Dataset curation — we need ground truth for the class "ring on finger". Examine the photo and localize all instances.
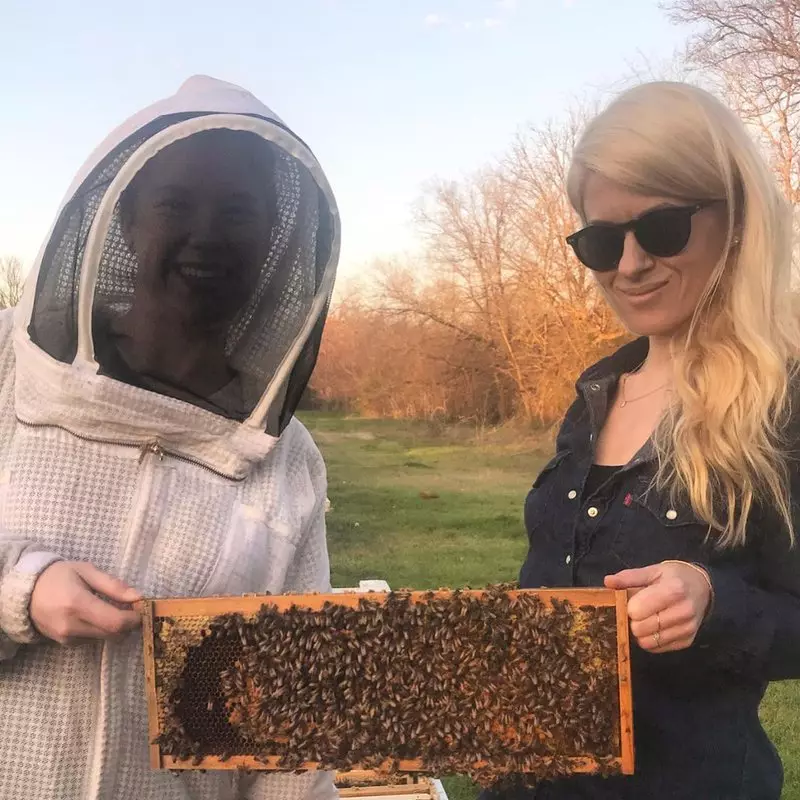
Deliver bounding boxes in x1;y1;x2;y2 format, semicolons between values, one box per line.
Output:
656;611;662;633
652;630;661;648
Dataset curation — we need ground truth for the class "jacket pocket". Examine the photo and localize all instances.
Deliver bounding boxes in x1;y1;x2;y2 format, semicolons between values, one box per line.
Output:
524;450;570;542
610;483;711;569
198;503;299;597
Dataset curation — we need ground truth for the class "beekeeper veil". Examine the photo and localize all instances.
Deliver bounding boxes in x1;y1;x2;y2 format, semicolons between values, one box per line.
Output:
19;76;339;443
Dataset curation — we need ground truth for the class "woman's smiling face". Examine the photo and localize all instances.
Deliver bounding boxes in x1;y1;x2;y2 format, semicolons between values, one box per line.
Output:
581;171;729;338
121;129;277;329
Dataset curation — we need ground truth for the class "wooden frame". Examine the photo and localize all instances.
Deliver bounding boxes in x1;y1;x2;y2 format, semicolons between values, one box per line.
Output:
615;590;635;775
138;588;634;776
337;779;443;799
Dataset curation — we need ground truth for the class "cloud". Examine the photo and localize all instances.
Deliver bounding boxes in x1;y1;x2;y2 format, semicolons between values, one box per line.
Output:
497;0;517;9
426;10;506;31
423;13;446;26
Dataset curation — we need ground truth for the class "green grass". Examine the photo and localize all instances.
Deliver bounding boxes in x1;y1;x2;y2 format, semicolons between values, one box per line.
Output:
761;682;800;800
300;412;800;800
307;413;537;592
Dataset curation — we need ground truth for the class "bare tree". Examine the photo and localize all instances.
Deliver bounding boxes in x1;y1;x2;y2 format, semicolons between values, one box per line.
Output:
0;257;24;309
359;109;625;424
503;113;624;417
666;0;800;207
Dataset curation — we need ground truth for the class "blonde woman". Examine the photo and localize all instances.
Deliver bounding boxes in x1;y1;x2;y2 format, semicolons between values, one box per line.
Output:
483;82;800;799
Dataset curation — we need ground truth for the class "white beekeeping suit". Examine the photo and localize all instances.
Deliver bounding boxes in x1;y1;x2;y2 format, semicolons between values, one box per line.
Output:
0;75;340;800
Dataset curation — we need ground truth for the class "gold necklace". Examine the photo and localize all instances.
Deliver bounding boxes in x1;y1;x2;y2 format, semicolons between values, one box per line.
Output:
619;372;671;408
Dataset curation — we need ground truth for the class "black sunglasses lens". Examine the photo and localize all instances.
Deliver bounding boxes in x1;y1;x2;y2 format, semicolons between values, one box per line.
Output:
634;206;693;258
572;227;624;272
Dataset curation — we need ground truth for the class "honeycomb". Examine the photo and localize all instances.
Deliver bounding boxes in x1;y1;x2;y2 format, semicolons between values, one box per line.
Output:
150;587;623;788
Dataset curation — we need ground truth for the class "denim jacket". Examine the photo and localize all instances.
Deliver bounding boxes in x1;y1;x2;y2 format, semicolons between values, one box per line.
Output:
482;338;800;800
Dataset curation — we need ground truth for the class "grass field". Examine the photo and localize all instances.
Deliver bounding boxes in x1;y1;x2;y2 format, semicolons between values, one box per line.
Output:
301;412;800;800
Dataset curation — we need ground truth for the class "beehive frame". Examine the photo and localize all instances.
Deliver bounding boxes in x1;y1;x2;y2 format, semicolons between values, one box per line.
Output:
336;776;448;799
138;588;634;778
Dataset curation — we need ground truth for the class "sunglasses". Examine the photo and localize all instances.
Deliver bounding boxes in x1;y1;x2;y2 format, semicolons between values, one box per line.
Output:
566;201;719;273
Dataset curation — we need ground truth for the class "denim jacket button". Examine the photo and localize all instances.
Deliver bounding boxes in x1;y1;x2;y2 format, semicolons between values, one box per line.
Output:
568;490;578;500
666;509;678;521
587;506;599;518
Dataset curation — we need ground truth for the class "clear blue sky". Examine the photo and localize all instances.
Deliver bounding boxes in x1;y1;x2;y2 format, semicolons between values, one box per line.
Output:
2;0;689;279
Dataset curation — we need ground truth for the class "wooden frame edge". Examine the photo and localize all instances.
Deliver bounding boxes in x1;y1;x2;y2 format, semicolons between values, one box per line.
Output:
336;770;419;785
615;589;635;775
337;785;435;799
138;599;163;770
148;588;617;618
161;754;621;774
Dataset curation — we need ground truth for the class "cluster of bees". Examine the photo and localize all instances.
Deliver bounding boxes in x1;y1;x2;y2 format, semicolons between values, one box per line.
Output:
154;586;621;788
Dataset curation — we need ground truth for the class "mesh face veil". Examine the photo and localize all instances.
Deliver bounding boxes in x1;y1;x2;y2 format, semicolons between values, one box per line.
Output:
24;81;339;438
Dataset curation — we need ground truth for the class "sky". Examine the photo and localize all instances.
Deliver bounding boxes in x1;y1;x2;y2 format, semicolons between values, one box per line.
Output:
1;0;690;280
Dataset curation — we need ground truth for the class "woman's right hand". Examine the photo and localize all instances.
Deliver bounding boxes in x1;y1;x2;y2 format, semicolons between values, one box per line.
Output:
30;562;142;645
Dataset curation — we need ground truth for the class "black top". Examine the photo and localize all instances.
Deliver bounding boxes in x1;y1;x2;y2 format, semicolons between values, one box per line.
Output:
582;464;621;501
480;337;800;800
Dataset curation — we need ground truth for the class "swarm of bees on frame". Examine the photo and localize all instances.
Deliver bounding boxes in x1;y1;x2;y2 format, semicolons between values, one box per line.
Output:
152;585;621;788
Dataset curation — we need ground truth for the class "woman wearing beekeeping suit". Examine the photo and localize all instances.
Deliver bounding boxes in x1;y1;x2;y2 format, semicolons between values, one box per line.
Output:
0;76;339;800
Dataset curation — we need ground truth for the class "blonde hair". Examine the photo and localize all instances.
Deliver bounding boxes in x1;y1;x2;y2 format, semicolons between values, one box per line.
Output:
567;81;800;547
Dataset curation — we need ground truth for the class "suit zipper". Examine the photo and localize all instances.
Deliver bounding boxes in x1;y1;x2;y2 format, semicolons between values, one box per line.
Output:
15;417;242;482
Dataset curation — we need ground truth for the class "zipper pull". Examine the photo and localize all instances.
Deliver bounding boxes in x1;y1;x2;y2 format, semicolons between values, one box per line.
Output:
139;440;165;463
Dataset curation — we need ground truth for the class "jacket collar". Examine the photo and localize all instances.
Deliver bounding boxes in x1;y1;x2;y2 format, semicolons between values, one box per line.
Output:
569;337;657;466
577;337;650;388
13;330;276;481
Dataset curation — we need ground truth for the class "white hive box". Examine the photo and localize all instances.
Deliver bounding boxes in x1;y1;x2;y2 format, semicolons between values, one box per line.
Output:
337;777;449;799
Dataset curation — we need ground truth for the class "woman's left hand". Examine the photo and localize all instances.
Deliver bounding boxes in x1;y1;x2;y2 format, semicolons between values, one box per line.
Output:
604;561;712;652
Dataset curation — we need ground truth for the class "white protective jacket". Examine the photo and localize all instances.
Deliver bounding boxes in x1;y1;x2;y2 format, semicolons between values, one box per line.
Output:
0;76;340;800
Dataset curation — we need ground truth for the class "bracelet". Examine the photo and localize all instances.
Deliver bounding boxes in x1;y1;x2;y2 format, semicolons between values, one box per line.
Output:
662;560;715;619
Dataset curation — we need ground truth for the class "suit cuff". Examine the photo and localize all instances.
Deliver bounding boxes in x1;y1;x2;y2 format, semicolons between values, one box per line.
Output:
0;552;61;644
